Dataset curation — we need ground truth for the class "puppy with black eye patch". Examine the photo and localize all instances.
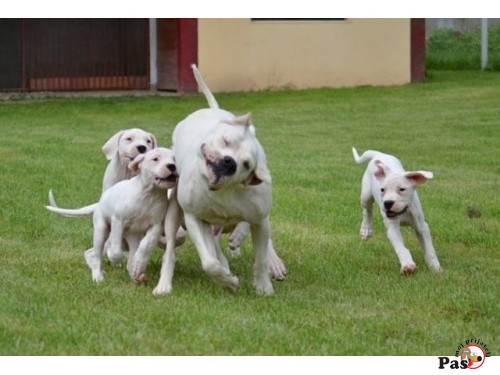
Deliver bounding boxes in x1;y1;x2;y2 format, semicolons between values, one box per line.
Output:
352;147;441;275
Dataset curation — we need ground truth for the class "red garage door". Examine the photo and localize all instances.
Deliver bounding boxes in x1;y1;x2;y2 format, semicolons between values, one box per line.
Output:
0;19;149;91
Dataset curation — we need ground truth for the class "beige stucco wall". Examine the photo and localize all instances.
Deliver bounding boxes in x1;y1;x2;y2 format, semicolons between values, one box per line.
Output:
198;18;411;92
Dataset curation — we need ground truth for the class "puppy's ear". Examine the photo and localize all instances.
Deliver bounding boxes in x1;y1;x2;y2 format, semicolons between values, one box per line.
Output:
404;171;433;185
128;154;145;173
374;160;390;182
102;131;124;160
149;133;157;149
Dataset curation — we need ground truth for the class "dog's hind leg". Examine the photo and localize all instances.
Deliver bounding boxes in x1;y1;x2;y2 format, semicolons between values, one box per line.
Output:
227;221;250;257
86;213;109;282
131;224;163;283
359;172;374;241
107;218;126;266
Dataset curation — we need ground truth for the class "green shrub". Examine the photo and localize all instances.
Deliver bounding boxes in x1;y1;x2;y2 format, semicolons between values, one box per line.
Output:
427;25;500;70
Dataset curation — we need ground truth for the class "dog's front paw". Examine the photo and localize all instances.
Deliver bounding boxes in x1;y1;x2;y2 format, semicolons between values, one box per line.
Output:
91;270;105;283
107;250;125;266
85;249;104;282
425;256;442;272
152;282;173;296
203;260;240;291
400;263;416;276
227;246;241;258
254;277;274;296
215;274;239;292
360;225;372;241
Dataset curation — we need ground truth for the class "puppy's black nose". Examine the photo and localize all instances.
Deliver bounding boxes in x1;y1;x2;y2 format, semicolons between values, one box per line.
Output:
137;145;147;154
167;164;176;173
477;356;482;362
384;200;395;210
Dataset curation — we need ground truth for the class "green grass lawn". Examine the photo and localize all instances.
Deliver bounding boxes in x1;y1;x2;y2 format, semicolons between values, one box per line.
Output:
0;71;498;355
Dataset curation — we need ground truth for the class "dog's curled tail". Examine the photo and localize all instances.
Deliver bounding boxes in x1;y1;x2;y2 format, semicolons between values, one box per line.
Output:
191;64;220;110
352;147;379;164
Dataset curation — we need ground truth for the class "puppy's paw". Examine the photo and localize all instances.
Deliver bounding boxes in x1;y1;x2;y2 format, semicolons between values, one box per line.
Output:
91;269;104;283
227;246;241;258
425;257;442;272
134;273;147;284
360;226;372;241
152;283;173;296
400;263;416;276
107;250;125;266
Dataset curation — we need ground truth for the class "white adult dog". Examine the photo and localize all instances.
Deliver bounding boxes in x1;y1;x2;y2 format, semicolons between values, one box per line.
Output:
133;64;286;295
352;147;441;275
46;148;177;283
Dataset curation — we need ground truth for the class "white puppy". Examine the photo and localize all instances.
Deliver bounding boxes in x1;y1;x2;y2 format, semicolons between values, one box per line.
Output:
46;148;177;282
352;147;441;275
140;64;286;296
49;128;157;208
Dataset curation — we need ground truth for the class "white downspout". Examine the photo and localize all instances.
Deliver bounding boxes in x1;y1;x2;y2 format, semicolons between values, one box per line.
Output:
149;18;158;90
481;18;488;70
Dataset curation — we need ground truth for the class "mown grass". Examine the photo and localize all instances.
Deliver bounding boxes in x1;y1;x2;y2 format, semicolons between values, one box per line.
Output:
0;71;498;355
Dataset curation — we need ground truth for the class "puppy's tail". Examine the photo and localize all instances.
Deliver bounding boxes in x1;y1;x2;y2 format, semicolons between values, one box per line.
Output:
352;147;379;164
48;189;57;207
47;189;96;218
191;64;220;110
45;191;97;218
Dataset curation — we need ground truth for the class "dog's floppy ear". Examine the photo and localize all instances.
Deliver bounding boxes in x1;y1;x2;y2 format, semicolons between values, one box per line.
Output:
102;130;124;160
148;133;157;149
374;160;390;182
404;171;433;185
128;154;145;173
246;149;271;186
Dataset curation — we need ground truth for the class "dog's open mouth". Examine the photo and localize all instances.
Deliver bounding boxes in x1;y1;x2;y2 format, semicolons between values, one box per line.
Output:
155;175;177;188
386;206;408;219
